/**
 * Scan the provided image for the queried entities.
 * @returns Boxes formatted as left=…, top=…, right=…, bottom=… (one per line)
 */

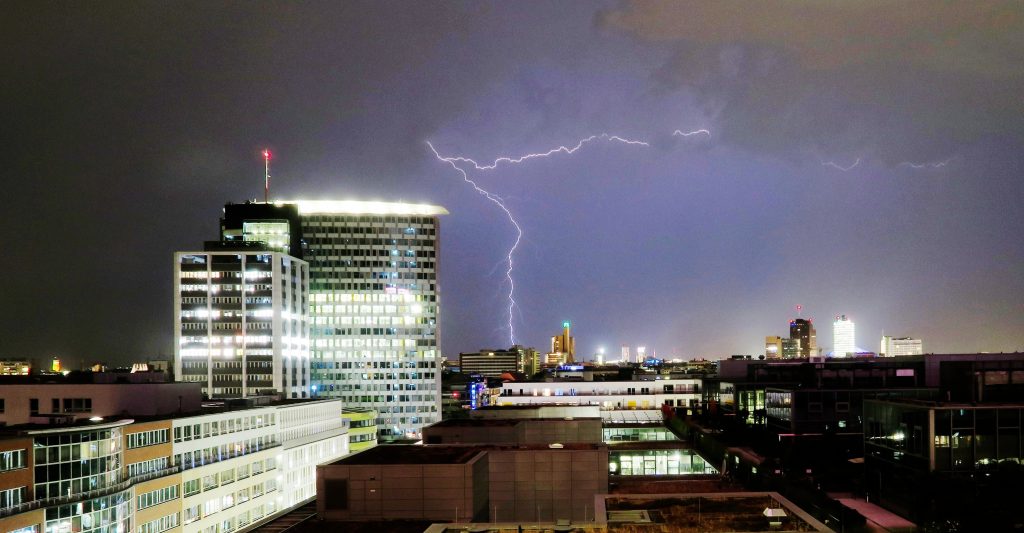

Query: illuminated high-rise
left=549, top=321, right=575, bottom=364
left=173, top=244, right=310, bottom=399
left=832, top=315, right=856, bottom=357
left=765, top=336, right=783, bottom=359
left=220, top=200, right=447, bottom=440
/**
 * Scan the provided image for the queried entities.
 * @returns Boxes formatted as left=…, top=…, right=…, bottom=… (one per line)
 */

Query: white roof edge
left=277, top=200, right=449, bottom=216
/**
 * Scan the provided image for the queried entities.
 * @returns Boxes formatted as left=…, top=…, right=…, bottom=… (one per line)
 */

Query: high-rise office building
left=174, top=244, right=310, bottom=399
left=833, top=315, right=856, bottom=357
left=765, top=336, right=783, bottom=359
left=220, top=200, right=447, bottom=440
left=881, top=336, right=923, bottom=357
left=620, top=345, right=630, bottom=363
left=781, top=338, right=800, bottom=358
left=789, top=318, right=817, bottom=358
left=636, top=346, right=647, bottom=363
left=549, top=321, right=575, bottom=364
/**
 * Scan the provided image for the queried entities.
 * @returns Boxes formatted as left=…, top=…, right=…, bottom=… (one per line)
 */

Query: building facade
left=458, top=348, right=524, bottom=378
left=174, top=248, right=310, bottom=399
left=0, top=397, right=350, bottom=533
left=789, top=318, right=817, bottom=358
left=498, top=378, right=701, bottom=411
left=880, top=336, right=923, bottom=357
left=832, top=315, right=856, bottom=357
left=221, top=200, right=447, bottom=440
left=549, top=321, right=575, bottom=364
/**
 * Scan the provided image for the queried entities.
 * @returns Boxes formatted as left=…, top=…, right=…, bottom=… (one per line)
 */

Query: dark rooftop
left=427, top=417, right=600, bottom=428
left=329, top=445, right=484, bottom=465
left=329, top=443, right=607, bottom=466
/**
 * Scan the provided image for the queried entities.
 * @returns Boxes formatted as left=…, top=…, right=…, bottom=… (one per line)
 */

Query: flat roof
left=329, top=443, right=606, bottom=466
left=279, top=200, right=448, bottom=216
left=428, top=417, right=600, bottom=428
left=329, top=445, right=483, bottom=465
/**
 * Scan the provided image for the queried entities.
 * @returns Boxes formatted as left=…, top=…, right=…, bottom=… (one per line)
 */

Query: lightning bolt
left=429, top=129, right=707, bottom=346
left=822, top=158, right=862, bottom=172
left=427, top=141, right=524, bottom=345
left=898, top=158, right=953, bottom=169
left=672, top=129, right=711, bottom=137
left=437, top=133, right=649, bottom=172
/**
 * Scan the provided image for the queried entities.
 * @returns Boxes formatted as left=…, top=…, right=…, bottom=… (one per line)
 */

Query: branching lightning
left=429, top=129, right=708, bottom=345
left=822, top=158, right=862, bottom=172
left=427, top=141, right=524, bottom=345
left=437, top=133, right=649, bottom=172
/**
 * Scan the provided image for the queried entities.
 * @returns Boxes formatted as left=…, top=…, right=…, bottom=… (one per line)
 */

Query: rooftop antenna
left=262, top=149, right=271, bottom=203
left=796, top=304, right=803, bottom=318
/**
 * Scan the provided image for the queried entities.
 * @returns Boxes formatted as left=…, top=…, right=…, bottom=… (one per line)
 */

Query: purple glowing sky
left=2, top=2, right=1023, bottom=364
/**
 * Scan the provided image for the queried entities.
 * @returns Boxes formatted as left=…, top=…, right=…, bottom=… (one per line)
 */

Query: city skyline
left=3, top=3, right=1023, bottom=365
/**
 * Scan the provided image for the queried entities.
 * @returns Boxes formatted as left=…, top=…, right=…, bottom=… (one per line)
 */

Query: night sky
left=3, top=1, right=1023, bottom=366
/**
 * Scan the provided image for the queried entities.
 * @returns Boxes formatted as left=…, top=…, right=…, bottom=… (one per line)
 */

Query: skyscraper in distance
left=548, top=321, right=575, bottom=364
left=220, top=200, right=447, bottom=440
left=833, top=315, right=856, bottom=357
left=789, top=318, right=817, bottom=358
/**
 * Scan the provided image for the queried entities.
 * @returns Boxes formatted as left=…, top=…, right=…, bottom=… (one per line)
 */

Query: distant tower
left=550, top=321, right=575, bottom=363
left=636, top=346, right=647, bottom=363
left=620, top=345, right=630, bottom=363
left=833, top=315, right=856, bottom=357
left=595, top=347, right=605, bottom=366
left=789, top=318, right=817, bottom=358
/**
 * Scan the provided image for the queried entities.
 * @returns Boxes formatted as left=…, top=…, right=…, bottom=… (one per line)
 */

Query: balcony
left=0, top=465, right=182, bottom=519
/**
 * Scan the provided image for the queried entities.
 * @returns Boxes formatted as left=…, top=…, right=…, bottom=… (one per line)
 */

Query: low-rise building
left=341, top=408, right=378, bottom=453
left=498, top=378, right=701, bottom=412
left=0, top=393, right=349, bottom=533
left=317, top=443, right=607, bottom=523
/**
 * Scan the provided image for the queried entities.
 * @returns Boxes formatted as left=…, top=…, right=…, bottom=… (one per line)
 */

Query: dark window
left=30, top=399, right=39, bottom=416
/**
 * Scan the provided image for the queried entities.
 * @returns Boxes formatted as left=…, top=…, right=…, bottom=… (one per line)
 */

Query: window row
left=127, top=429, right=169, bottom=449
left=138, top=484, right=179, bottom=509
left=174, top=414, right=275, bottom=443
left=176, top=438, right=277, bottom=471
left=127, top=456, right=169, bottom=477
left=138, top=512, right=179, bottom=533
left=0, top=449, right=26, bottom=472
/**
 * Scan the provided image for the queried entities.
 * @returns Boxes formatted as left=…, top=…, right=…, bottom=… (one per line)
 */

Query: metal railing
left=0, top=465, right=183, bottom=519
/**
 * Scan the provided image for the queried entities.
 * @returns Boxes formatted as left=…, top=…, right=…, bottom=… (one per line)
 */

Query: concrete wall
left=0, top=383, right=202, bottom=425
left=516, top=419, right=602, bottom=445
left=471, top=405, right=600, bottom=419
left=487, top=448, right=608, bottom=523
left=423, top=419, right=602, bottom=445
left=317, top=451, right=488, bottom=522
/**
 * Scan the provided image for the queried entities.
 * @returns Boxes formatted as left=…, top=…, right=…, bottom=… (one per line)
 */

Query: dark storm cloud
left=598, top=1, right=1024, bottom=163
left=2, top=1, right=1022, bottom=365
left=0, top=2, right=499, bottom=364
